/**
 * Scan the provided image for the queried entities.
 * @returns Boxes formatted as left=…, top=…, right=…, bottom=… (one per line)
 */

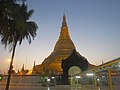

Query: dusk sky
left=0, top=0, right=120, bottom=74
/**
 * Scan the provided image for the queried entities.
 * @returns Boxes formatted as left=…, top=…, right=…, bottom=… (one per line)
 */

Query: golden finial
left=62, top=14, right=67, bottom=27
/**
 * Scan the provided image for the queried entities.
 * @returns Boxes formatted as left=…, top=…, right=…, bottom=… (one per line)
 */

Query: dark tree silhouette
left=0, top=0, right=38, bottom=90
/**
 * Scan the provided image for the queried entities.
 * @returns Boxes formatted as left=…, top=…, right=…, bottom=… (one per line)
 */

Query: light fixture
left=97, top=78, right=100, bottom=81
left=75, top=76, right=81, bottom=78
left=47, top=78, right=50, bottom=82
left=51, top=77, right=54, bottom=79
left=86, top=73, right=94, bottom=76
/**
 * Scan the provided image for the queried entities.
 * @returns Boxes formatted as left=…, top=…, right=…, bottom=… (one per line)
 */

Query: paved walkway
left=0, top=83, right=120, bottom=90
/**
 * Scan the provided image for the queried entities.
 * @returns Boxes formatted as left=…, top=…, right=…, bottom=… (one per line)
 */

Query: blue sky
left=0, top=0, right=120, bottom=74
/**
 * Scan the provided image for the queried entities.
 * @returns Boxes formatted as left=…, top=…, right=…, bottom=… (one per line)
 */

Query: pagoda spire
left=58, top=14, right=71, bottom=40
left=32, top=60, right=37, bottom=74
left=62, top=14, right=67, bottom=27
left=33, top=60, right=35, bottom=69
left=32, top=61, right=36, bottom=71
left=21, top=64, right=24, bottom=71
left=53, top=15, right=75, bottom=52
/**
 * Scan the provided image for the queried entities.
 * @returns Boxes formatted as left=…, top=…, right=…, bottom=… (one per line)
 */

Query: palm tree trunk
left=5, top=42, right=17, bottom=90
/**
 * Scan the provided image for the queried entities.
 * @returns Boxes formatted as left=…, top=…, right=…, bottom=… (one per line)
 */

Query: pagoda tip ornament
left=62, top=14, right=67, bottom=27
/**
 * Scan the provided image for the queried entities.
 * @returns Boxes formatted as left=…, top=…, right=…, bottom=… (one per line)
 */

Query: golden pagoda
left=27, top=61, right=38, bottom=75
left=39, top=15, right=76, bottom=75
left=17, top=64, right=27, bottom=75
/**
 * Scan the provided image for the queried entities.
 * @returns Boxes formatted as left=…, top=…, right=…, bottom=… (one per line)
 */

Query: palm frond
left=0, top=0, right=38, bottom=51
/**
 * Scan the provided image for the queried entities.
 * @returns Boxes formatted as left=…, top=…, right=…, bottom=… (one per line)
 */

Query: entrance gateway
left=61, top=50, right=89, bottom=84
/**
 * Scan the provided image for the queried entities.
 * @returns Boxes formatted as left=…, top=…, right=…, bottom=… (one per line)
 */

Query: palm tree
left=0, top=1, right=38, bottom=90
left=0, top=0, right=21, bottom=34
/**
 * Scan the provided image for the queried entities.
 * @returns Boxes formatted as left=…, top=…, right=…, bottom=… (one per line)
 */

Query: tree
left=0, top=0, right=38, bottom=90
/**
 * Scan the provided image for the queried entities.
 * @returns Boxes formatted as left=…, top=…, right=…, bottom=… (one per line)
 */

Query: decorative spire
left=21, top=64, right=24, bottom=71
left=32, top=60, right=37, bottom=74
left=34, top=60, right=35, bottom=68
left=59, top=14, right=70, bottom=40
left=62, top=14, right=67, bottom=27
left=33, top=61, right=36, bottom=71
left=53, top=14, right=75, bottom=52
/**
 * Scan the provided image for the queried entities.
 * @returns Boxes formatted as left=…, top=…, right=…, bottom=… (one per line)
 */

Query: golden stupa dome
left=41, top=15, right=76, bottom=74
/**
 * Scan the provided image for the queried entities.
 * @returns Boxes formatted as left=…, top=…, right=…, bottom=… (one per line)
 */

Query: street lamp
left=8, top=59, right=11, bottom=63
left=7, top=59, right=11, bottom=74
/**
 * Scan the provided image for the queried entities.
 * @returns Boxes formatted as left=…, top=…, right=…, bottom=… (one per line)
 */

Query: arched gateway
left=61, top=50, right=88, bottom=84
